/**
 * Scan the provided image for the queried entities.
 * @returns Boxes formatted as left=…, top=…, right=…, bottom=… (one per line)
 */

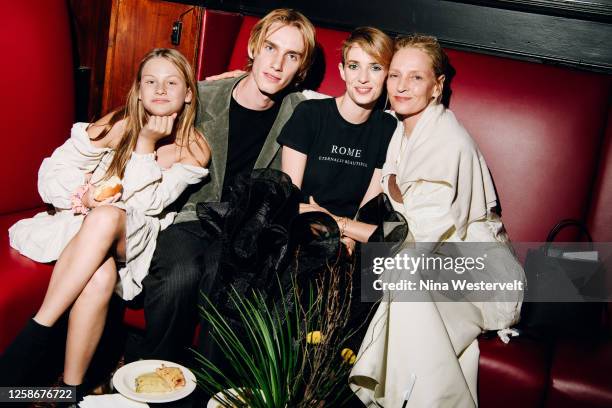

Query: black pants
left=124, top=220, right=218, bottom=364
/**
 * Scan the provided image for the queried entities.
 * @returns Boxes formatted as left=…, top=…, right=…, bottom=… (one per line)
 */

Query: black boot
left=0, top=318, right=53, bottom=386
left=54, top=381, right=85, bottom=408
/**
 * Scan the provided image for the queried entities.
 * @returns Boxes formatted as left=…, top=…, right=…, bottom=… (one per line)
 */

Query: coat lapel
left=199, top=75, right=246, bottom=196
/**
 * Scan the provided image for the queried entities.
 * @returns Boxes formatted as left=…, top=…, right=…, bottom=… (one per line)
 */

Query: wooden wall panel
left=69, top=0, right=113, bottom=120
left=102, top=0, right=201, bottom=114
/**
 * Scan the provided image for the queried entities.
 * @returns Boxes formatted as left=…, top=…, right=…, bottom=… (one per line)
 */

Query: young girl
left=1, top=48, right=210, bottom=393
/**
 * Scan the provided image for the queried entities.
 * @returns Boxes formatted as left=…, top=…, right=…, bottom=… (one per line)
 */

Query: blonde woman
left=2, top=49, right=210, bottom=396
left=349, top=35, right=525, bottom=407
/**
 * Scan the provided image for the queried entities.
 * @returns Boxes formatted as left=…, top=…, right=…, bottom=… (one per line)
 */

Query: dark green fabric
left=175, top=75, right=305, bottom=223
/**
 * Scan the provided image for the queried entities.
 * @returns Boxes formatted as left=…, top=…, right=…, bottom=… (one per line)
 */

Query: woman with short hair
left=349, top=35, right=525, bottom=408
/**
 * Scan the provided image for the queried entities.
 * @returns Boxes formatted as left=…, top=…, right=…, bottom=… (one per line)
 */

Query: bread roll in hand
left=93, top=176, right=122, bottom=201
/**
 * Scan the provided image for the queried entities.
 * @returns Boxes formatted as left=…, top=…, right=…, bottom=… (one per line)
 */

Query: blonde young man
left=124, top=9, right=316, bottom=364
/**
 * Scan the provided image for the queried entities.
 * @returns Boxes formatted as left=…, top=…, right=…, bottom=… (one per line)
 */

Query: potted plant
left=195, top=259, right=366, bottom=408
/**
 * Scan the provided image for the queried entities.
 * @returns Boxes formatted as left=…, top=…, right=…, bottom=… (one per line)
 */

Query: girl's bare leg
left=34, top=206, right=126, bottom=327
left=63, top=256, right=118, bottom=386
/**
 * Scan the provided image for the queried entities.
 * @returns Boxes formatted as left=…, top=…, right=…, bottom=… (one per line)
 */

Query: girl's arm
left=281, top=146, right=307, bottom=188
left=38, top=123, right=114, bottom=209
left=332, top=167, right=384, bottom=243
left=300, top=169, right=384, bottom=243
left=359, top=168, right=384, bottom=208
left=121, top=119, right=210, bottom=215
left=340, top=168, right=384, bottom=242
left=300, top=196, right=376, bottom=244
left=121, top=153, right=207, bottom=216
left=282, top=144, right=376, bottom=244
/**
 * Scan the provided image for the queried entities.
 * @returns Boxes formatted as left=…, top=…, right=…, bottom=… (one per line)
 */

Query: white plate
left=112, top=359, right=197, bottom=403
left=207, top=388, right=242, bottom=408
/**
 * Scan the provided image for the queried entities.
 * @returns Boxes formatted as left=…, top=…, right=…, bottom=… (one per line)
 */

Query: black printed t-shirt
left=277, top=98, right=396, bottom=218
left=222, top=96, right=281, bottom=200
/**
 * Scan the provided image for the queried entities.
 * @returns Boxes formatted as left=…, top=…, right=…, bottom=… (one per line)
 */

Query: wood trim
left=447, top=0, right=612, bottom=21
left=102, top=0, right=202, bottom=114
left=102, top=0, right=122, bottom=115
left=197, top=0, right=612, bottom=73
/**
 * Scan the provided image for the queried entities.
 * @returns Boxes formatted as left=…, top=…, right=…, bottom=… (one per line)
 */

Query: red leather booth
left=1, top=4, right=611, bottom=407
left=0, top=0, right=74, bottom=352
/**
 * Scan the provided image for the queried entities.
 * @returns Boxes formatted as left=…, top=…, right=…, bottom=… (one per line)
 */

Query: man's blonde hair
left=247, top=8, right=316, bottom=83
left=341, top=27, right=394, bottom=69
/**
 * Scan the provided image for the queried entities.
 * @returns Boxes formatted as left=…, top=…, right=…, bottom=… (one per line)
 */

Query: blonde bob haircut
left=246, top=8, right=316, bottom=83
left=341, top=26, right=394, bottom=69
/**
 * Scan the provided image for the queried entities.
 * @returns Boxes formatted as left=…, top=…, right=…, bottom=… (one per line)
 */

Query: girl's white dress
left=8, top=123, right=209, bottom=300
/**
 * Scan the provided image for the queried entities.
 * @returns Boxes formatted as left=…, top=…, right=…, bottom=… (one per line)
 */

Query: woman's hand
left=135, top=113, right=177, bottom=153
left=205, top=69, right=246, bottom=81
left=299, top=196, right=331, bottom=215
left=81, top=185, right=121, bottom=209
left=341, top=236, right=356, bottom=256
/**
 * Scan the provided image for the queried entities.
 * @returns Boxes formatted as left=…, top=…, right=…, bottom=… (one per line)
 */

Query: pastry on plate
left=135, top=372, right=173, bottom=393
left=156, top=364, right=186, bottom=388
left=134, top=364, right=186, bottom=393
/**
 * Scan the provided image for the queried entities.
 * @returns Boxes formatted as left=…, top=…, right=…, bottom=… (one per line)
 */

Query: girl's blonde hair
left=94, top=48, right=202, bottom=180
left=341, top=27, right=394, bottom=69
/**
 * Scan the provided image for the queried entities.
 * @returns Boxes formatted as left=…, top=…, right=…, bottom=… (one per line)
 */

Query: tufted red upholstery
left=546, top=338, right=612, bottom=408
left=445, top=50, right=611, bottom=242
left=196, top=10, right=244, bottom=80
left=478, top=336, right=551, bottom=408
left=0, top=2, right=74, bottom=215
left=588, top=106, right=612, bottom=243
left=0, top=0, right=73, bottom=350
left=0, top=211, right=53, bottom=351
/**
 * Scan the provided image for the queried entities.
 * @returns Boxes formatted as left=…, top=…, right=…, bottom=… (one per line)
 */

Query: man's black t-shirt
left=277, top=98, right=396, bottom=218
left=222, top=96, right=281, bottom=200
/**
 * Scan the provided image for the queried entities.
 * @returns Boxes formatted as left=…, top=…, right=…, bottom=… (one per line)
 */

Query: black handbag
left=519, top=219, right=606, bottom=338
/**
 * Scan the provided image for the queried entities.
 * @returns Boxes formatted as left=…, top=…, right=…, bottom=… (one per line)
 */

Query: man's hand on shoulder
left=205, top=69, right=246, bottom=82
